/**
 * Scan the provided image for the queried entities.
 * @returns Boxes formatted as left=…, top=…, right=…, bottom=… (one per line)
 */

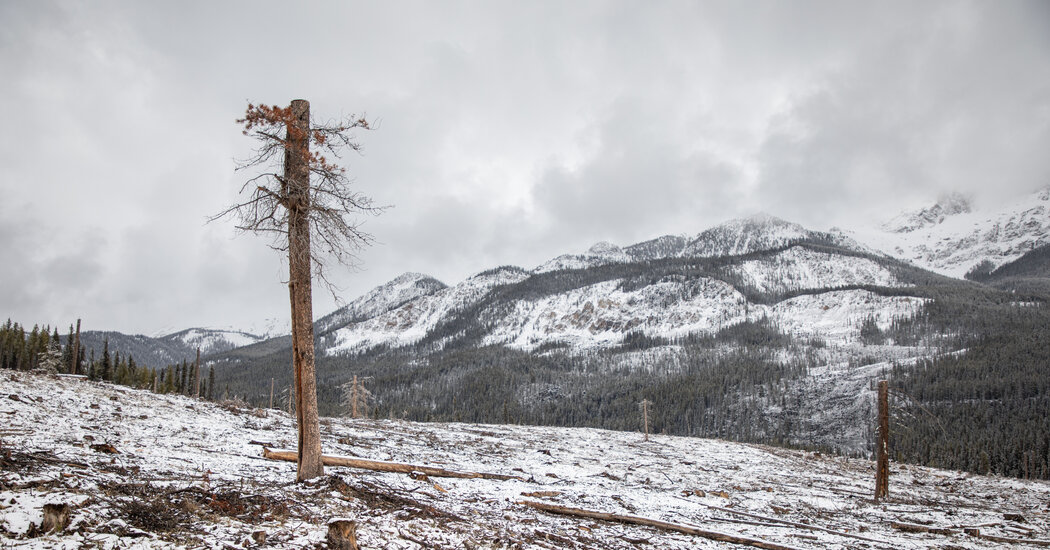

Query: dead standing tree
left=875, top=379, right=889, bottom=501
left=214, top=99, right=379, bottom=481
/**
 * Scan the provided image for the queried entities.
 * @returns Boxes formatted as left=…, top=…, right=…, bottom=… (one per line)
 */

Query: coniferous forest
left=0, top=319, right=219, bottom=401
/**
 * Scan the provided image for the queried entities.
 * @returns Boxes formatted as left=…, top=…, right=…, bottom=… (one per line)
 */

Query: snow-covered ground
left=3, top=371, right=1048, bottom=549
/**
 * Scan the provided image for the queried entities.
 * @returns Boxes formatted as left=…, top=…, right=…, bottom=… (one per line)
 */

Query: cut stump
left=327, top=519, right=359, bottom=550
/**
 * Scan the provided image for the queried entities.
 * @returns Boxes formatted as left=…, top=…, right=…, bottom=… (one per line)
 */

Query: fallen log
left=890, top=521, right=958, bottom=535
left=261, top=448, right=523, bottom=481
left=694, top=501, right=892, bottom=546
left=971, top=533, right=1050, bottom=547
left=518, top=500, right=802, bottom=550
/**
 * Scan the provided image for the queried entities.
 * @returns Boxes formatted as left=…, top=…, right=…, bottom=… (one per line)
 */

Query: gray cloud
left=1, top=0, right=1047, bottom=335
left=753, top=1, right=1050, bottom=227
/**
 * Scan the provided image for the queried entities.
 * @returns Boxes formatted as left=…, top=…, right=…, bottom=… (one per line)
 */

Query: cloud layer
left=1, top=0, right=1047, bottom=336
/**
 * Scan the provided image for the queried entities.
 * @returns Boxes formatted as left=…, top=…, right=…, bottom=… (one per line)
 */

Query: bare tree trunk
left=71, top=319, right=81, bottom=375
left=193, top=347, right=201, bottom=398
left=874, top=380, right=889, bottom=501
left=351, top=374, right=359, bottom=419
left=287, top=99, right=324, bottom=482
left=642, top=399, right=650, bottom=442
left=269, top=377, right=275, bottom=409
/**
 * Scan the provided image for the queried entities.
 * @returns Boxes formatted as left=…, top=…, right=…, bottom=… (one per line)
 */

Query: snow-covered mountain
left=315, top=214, right=920, bottom=356
left=77, top=328, right=268, bottom=367
left=854, top=187, right=1050, bottom=278
left=108, top=188, right=1050, bottom=365
left=314, top=272, right=448, bottom=335
left=160, top=328, right=268, bottom=356
left=324, top=266, right=530, bottom=354
left=533, top=241, right=633, bottom=273
left=534, top=214, right=870, bottom=275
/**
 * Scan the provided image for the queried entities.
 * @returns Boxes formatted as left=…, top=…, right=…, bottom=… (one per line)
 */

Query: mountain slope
left=855, top=187, right=1050, bottom=278
left=314, top=272, right=448, bottom=336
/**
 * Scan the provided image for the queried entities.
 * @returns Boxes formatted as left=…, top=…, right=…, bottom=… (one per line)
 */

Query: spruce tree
left=63, top=324, right=75, bottom=372
left=113, top=351, right=122, bottom=383
left=100, top=338, right=111, bottom=381
left=207, top=366, right=215, bottom=400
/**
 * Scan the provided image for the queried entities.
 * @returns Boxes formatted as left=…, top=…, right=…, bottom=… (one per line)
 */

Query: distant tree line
left=1, top=318, right=220, bottom=402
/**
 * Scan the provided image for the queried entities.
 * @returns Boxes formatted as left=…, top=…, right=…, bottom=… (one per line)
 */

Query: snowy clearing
left=2, top=371, right=1048, bottom=549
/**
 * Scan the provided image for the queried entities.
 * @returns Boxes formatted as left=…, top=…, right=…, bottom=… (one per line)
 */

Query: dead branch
left=518, top=500, right=803, bottom=550
left=261, top=447, right=523, bottom=481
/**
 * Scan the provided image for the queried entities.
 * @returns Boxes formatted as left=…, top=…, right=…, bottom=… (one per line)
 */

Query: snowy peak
left=535, top=214, right=856, bottom=275
left=160, top=328, right=266, bottom=356
left=624, top=234, right=689, bottom=261
left=324, top=266, right=530, bottom=355
left=882, top=192, right=973, bottom=233
left=859, top=186, right=1050, bottom=278
left=314, top=272, right=447, bottom=335
left=533, top=241, right=631, bottom=273
left=683, top=213, right=819, bottom=258
left=586, top=241, right=625, bottom=257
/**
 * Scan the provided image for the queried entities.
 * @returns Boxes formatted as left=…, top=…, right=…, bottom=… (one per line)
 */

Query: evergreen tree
left=100, top=338, right=111, bottom=381
left=207, top=366, right=215, bottom=400
left=37, top=337, right=63, bottom=374
left=63, top=324, right=75, bottom=372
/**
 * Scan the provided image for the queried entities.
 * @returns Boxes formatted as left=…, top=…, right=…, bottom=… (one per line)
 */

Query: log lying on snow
left=519, top=500, right=803, bottom=550
left=261, top=448, right=523, bottom=481
left=698, top=502, right=891, bottom=546
left=890, top=521, right=1050, bottom=547
left=890, top=521, right=958, bottom=535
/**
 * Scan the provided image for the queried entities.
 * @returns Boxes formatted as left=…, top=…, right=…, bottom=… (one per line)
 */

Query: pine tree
left=100, top=338, right=111, bottom=381
left=37, top=337, right=63, bottom=374
left=63, top=324, right=75, bottom=372
left=207, top=366, right=215, bottom=400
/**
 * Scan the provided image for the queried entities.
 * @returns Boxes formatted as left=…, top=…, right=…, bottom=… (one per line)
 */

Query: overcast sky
left=2, top=0, right=1048, bottom=336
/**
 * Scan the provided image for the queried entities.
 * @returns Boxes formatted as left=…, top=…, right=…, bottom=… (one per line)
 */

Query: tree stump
left=41, top=503, right=71, bottom=533
left=327, top=519, right=359, bottom=550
